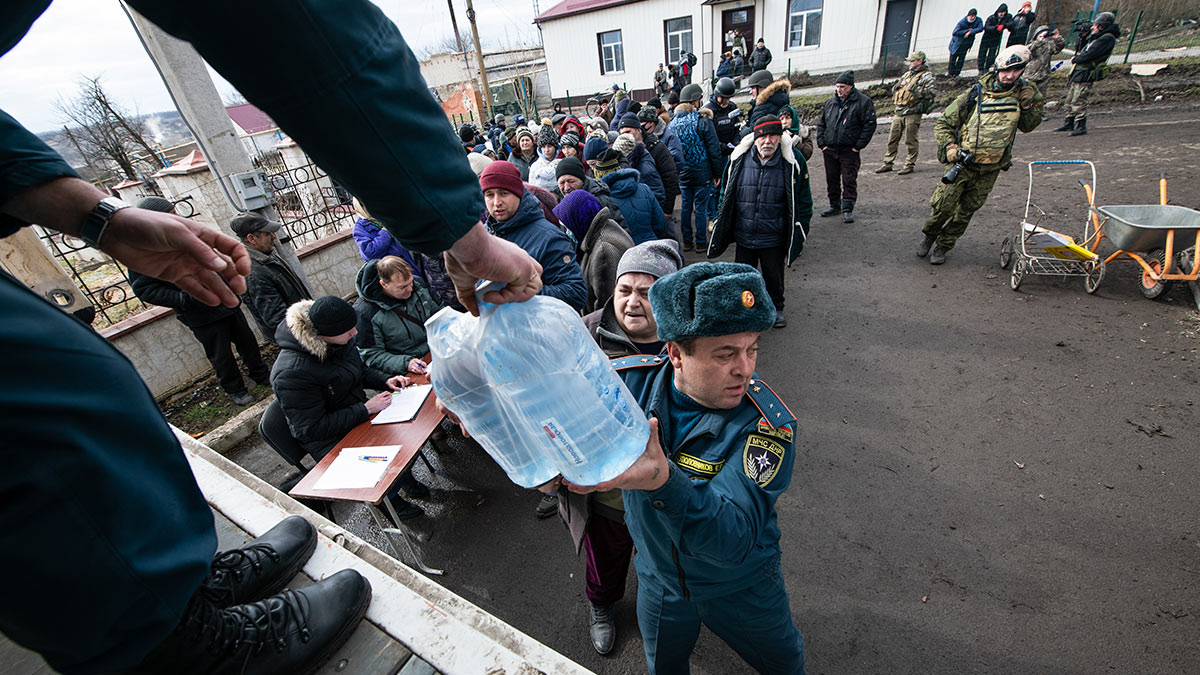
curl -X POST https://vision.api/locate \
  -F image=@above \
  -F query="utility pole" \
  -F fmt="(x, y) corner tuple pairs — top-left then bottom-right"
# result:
(465, 0), (493, 121)
(447, 0), (474, 87)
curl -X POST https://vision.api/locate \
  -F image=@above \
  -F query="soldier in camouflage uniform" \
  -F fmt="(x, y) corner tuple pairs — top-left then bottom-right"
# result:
(876, 51), (937, 175)
(918, 45), (1043, 265)
(1054, 12), (1120, 137)
(1024, 26), (1065, 93)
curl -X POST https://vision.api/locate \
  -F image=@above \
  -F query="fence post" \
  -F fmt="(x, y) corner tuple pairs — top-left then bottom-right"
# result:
(566, 90), (572, 115)
(787, 57), (791, 78)
(880, 44), (888, 85)
(1124, 10), (1143, 64)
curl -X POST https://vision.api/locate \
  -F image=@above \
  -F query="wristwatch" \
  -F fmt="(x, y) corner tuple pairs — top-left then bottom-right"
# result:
(79, 196), (130, 248)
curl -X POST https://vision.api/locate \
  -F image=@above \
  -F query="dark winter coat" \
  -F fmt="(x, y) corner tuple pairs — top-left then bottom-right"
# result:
(1008, 9), (1036, 45)
(418, 252), (465, 312)
(704, 95), (742, 153)
(509, 148), (538, 181)
(748, 45), (773, 71)
(710, 131), (812, 266)
(553, 177), (626, 229)
(603, 168), (667, 245)
(732, 146), (789, 248)
(129, 271), (238, 328)
(949, 15), (984, 54)
(270, 300), (391, 460)
(578, 206), (634, 313)
(981, 9), (1014, 47)
(747, 78), (792, 129)
(242, 247), (312, 341)
(487, 190), (588, 311)
(716, 58), (732, 78)
(667, 103), (724, 187)
(643, 130), (680, 211)
(651, 118), (684, 169)
(1070, 23), (1120, 83)
(624, 141), (666, 208)
(816, 88), (877, 150)
(353, 259), (441, 375)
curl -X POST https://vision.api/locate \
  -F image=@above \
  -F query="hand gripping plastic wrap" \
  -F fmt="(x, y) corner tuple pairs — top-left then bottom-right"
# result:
(425, 286), (649, 488)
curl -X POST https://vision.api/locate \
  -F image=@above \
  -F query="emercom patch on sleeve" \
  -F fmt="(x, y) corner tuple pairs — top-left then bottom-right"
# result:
(743, 434), (785, 488)
(676, 453), (724, 478)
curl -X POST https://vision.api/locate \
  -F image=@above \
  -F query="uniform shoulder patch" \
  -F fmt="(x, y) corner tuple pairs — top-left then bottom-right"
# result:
(756, 418), (793, 443)
(743, 434), (785, 489)
(746, 378), (796, 428)
(611, 355), (665, 371)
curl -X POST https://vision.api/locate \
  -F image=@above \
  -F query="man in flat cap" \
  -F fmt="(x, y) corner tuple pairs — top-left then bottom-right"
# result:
(233, 211), (312, 340)
(568, 261), (805, 673)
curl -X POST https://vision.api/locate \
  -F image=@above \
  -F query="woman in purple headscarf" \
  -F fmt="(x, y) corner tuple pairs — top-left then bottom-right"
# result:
(553, 190), (634, 313)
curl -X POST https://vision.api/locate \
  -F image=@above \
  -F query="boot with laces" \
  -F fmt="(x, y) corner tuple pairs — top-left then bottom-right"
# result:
(202, 516), (317, 608)
(588, 602), (616, 655)
(129, 569), (371, 675)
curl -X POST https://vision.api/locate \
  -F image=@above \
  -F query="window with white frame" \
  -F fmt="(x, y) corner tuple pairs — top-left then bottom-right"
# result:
(787, 0), (823, 49)
(598, 30), (625, 74)
(664, 17), (693, 65)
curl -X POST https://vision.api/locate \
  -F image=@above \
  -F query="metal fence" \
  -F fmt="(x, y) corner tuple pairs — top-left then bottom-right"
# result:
(254, 148), (356, 250)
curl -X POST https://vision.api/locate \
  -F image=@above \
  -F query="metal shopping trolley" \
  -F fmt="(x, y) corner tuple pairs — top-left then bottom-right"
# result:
(999, 160), (1105, 292)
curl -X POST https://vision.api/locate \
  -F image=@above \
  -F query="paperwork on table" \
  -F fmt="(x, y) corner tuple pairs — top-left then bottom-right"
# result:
(313, 445), (401, 490)
(371, 384), (432, 425)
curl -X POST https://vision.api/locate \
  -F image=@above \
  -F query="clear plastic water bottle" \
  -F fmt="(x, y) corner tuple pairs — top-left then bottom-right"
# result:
(426, 284), (649, 487)
(425, 306), (559, 488)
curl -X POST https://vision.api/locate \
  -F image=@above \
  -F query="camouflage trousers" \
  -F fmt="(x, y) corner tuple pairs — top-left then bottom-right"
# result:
(922, 163), (1002, 249)
(881, 113), (922, 169)
(1067, 81), (1092, 120)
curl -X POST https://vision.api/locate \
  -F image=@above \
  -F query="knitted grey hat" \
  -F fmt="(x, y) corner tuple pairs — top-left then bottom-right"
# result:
(612, 133), (636, 157)
(537, 125), (559, 148)
(616, 239), (683, 281)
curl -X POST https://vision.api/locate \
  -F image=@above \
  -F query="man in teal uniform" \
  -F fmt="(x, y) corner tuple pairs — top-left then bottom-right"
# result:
(0, 1), (542, 672)
(569, 262), (805, 674)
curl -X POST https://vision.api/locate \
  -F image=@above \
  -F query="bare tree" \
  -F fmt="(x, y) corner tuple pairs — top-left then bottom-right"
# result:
(224, 89), (249, 106)
(53, 76), (165, 179)
(417, 29), (476, 59)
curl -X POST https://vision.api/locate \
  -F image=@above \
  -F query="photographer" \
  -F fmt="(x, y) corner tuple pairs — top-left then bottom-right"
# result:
(917, 45), (1042, 265)
(1053, 12), (1120, 137)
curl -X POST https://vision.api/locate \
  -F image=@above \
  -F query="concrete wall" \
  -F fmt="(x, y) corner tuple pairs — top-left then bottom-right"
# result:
(102, 231), (361, 399)
(155, 165), (233, 234)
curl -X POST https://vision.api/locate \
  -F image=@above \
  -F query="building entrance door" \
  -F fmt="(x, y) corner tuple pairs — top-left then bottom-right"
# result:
(880, 0), (917, 60)
(721, 6), (755, 61)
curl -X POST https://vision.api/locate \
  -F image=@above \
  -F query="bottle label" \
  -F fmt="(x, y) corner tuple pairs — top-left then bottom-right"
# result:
(541, 418), (586, 465)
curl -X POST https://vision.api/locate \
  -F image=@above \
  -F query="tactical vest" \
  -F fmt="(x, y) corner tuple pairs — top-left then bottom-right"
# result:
(960, 88), (1021, 165)
(893, 70), (920, 107)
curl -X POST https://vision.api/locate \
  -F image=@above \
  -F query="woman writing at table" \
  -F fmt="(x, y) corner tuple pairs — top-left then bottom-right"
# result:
(353, 255), (442, 376)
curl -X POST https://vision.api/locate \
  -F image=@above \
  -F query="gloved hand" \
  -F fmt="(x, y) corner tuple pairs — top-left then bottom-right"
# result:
(1018, 85), (1038, 109)
(945, 143), (960, 162)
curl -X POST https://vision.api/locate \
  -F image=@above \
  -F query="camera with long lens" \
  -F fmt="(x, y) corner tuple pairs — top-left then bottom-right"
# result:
(1071, 18), (1092, 34)
(941, 151), (975, 184)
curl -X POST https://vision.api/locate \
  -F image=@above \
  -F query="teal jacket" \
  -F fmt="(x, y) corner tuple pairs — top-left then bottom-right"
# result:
(354, 259), (441, 375)
(612, 355), (797, 600)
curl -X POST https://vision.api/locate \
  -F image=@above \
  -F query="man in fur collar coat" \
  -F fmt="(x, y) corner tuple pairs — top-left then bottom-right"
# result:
(708, 116), (812, 328)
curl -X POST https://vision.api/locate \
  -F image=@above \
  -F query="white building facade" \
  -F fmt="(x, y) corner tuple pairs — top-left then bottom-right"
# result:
(537, 0), (1035, 99)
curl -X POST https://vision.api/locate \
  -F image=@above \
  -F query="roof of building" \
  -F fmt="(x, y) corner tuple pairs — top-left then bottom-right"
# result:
(155, 149), (208, 176)
(112, 178), (144, 189)
(225, 103), (277, 135)
(535, 0), (642, 23)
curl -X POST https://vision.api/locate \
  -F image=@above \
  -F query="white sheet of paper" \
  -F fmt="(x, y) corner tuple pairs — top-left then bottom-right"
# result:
(313, 445), (401, 491)
(371, 384), (432, 425)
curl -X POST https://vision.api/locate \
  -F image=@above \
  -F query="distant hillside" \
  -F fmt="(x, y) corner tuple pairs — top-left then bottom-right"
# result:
(37, 109), (195, 169)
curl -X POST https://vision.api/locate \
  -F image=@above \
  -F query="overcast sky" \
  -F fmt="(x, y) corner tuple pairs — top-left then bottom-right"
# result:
(0, 0), (542, 134)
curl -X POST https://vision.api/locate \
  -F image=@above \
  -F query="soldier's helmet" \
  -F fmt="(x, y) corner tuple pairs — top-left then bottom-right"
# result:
(747, 69), (774, 89)
(679, 83), (704, 103)
(494, 113), (506, 123)
(1094, 12), (1116, 29)
(1032, 25), (1051, 40)
(715, 77), (737, 97)
(994, 45), (1032, 71)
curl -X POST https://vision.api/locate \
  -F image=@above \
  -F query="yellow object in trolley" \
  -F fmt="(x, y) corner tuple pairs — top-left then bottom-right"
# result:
(1021, 222), (1098, 261)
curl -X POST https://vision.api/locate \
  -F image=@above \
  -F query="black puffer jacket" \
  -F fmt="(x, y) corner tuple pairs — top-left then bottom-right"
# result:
(643, 131), (679, 211)
(243, 247), (311, 341)
(816, 88), (877, 150)
(704, 95), (741, 153)
(129, 271), (237, 328)
(270, 300), (391, 460)
(747, 78), (792, 129)
(1070, 23), (1120, 83)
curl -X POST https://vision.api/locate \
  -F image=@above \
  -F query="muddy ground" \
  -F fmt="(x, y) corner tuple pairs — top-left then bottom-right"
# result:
(229, 100), (1200, 674)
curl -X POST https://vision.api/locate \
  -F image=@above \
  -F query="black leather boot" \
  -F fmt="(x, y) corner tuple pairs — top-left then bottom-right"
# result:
(1053, 115), (1075, 132)
(129, 569), (372, 675)
(841, 199), (855, 223)
(820, 202), (840, 217)
(588, 602), (616, 655)
(203, 516), (318, 608)
(1069, 117), (1088, 136)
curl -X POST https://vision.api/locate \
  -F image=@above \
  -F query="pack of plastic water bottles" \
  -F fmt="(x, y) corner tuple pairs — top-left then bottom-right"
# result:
(425, 287), (649, 488)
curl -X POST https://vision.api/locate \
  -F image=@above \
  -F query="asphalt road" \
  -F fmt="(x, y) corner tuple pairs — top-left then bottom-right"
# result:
(230, 99), (1200, 675)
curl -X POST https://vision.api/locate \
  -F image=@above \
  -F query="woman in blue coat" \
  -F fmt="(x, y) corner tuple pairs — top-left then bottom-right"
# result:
(601, 164), (667, 245)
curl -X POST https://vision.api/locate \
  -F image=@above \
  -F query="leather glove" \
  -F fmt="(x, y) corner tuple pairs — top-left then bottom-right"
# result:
(1018, 85), (1038, 109)
(945, 143), (960, 162)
